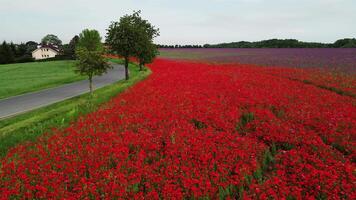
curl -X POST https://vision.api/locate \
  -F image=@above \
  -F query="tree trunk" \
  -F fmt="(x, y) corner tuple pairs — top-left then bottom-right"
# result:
(89, 75), (93, 95)
(125, 57), (129, 80)
(139, 63), (143, 71)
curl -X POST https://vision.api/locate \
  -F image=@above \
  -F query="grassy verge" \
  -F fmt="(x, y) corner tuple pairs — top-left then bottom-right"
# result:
(0, 59), (151, 157)
(0, 60), (85, 99)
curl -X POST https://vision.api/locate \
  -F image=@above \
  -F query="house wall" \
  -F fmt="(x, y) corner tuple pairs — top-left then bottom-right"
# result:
(32, 48), (58, 60)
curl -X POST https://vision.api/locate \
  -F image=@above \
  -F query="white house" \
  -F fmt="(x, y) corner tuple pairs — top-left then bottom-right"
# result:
(32, 45), (60, 60)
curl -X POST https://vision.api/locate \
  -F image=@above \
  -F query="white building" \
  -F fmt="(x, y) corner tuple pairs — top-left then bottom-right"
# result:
(32, 45), (60, 60)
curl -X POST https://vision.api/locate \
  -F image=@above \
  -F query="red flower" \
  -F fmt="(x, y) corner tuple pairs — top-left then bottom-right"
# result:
(1, 59), (354, 199)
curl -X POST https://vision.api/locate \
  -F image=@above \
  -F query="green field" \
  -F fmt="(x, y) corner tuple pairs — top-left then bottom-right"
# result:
(0, 61), (85, 99)
(0, 59), (151, 157)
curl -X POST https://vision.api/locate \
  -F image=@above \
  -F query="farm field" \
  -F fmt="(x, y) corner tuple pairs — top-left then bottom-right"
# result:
(159, 48), (356, 73)
(0, 61), (84, 99)
(160, 48), (356, 97)
(1, 58), (355, 199)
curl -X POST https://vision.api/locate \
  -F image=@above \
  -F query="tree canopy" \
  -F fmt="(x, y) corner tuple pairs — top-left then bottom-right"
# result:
(137, 39), (158, 71)
(333, 38), (356, 48)
(63, 35), (79, 59)
(0, 41), (15, 64)
(41, 34), (62, 46)
(134, 12), (160, 70)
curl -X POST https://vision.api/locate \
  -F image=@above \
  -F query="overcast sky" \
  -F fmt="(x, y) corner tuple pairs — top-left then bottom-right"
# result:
(1, 0), (355, 44)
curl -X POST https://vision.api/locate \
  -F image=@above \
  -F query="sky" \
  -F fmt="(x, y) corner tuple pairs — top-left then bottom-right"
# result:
(0, 0), (355, 45)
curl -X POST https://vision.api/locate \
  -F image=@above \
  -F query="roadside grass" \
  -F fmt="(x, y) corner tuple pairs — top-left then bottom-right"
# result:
(0, 60), (85, 99)
(0, 59), (151, 157)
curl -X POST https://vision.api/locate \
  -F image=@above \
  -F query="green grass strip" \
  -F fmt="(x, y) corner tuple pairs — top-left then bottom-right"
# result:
(0, 60), (85, 99)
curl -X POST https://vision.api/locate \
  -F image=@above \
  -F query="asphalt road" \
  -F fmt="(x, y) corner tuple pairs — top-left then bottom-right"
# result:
(0, 62), (125, 119)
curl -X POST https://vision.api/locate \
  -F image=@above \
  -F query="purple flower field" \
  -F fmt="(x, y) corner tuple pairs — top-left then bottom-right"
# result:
(159, 48), (356, 74)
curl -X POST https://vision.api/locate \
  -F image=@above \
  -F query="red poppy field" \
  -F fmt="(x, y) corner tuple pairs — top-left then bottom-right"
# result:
(1, 59), (355, 199)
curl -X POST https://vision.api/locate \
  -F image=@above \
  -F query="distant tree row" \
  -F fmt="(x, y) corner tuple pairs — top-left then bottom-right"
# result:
(157, 44), (203, 48)
(203, 39), (356, 48)
(0, 41), (37, 64)
(158, 38), (356, 49)
(204, 39), (328, 48)
(333, 38), (356, 48)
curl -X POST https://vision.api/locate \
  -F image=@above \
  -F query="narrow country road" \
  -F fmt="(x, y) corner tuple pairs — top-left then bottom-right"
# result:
(0, 62), (125, 119)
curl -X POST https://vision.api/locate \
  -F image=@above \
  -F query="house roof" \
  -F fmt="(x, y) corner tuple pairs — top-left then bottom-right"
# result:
(32, 44), (60, 53)
(40, 44), (60, 52)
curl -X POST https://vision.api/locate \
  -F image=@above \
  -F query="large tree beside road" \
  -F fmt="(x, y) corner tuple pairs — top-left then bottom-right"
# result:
(75, 29), (111, 94)
(106, 11), (159, 80)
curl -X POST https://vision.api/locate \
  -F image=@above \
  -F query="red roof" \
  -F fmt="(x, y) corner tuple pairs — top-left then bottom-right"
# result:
(39, 44), (60, 52)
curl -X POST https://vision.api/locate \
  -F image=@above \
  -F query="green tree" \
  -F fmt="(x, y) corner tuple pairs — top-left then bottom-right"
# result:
(14, 43), (34, 63)
(106, 12), (138, 80)
(16, 43), (28, 57)
(69, 35), (80, 58)
(64, 35), (79, 59)
(75, 29), (111, 94)
(137, 40), (158, 71)
(333, 38), (356, 48)
(41, 34), (62, 46)
(9, 42), (16, 55)
(134, 11), (160, 70)
(25, 41), (38, 54)
(0, 41), (15, 64)
(106, 11), (159, 80)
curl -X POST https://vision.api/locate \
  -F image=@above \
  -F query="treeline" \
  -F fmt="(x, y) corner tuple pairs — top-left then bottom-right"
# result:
(0, 41), (37, 64)
(157, 44), (203, 48)
(204, 38), (356, 48)
(158, 38), (356, 48)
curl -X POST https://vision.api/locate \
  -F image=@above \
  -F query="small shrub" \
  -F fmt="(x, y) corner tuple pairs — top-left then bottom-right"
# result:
(262, 150), (275, 172)
(270, 105), (285, 118)
(191, 118), (207, 129)
(236, 112), (255, 135)
(275, 142), (295, 151)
